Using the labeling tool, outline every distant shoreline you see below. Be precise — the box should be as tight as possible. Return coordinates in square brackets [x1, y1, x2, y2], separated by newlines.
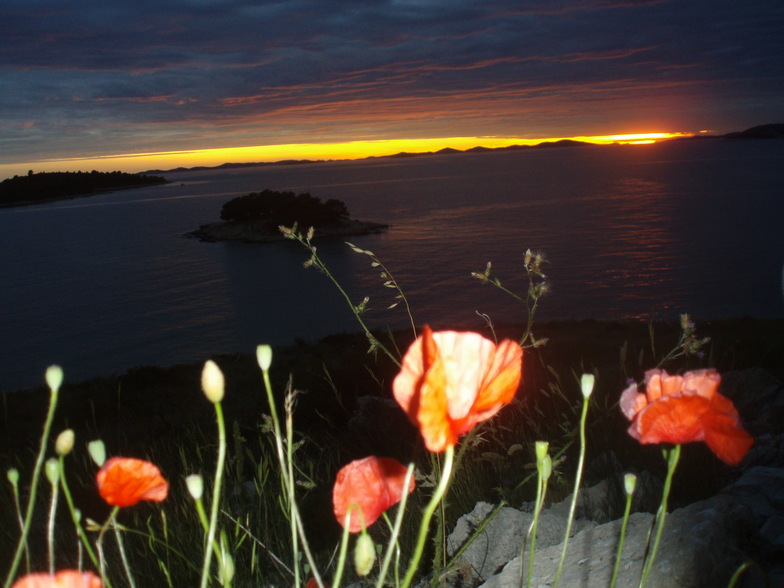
[142, 123, 784, 175]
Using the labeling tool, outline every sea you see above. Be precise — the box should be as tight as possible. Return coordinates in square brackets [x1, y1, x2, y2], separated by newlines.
[1, 139, 783, 392]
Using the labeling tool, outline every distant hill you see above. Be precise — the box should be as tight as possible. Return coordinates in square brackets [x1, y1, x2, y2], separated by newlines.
[0, 170, 167, 207]
[724, 123, 784, 140]
[144, 137, 597, 174]
[142, 122, 782, 175]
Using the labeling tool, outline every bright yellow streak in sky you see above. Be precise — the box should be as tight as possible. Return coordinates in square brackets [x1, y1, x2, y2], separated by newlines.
[0, 133, 690, 179]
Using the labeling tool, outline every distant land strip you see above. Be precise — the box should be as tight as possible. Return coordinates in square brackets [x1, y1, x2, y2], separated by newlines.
[143, 123, 783, 175]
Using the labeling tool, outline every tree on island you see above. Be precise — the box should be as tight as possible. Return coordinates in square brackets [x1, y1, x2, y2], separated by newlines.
[220, 189, 350, 227]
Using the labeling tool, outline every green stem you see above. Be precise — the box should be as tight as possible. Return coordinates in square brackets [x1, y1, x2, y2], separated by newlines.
[9, 479, 30, 576]
[47, 474, 59, 575]
[260, 363, 324, 588]
[639, 444, 681, 588]
[58, 457, 101, 572]
[291, 231, 401, 367]
[401, 445, 455, 588]
[3, 387, 60, 588]
[523, 471, 547, 588]
[200, 401, 228, 588]
[375, 464, 415, 588]
[285, 396, 299, 588]
[609, 485, 634, 588]
[553, 393, 590, 587]
[113, 520, 136, 588]
[331, 512, 353, 588]
[97, 506, 121, 584]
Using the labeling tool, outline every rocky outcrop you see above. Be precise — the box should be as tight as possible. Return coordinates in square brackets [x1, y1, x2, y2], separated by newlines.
[441, 368, 784, 587]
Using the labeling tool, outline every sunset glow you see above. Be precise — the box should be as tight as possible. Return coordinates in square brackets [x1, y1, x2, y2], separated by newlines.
[0, 133, 692, 179]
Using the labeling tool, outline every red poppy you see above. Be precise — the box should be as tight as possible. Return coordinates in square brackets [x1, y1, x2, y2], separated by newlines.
[12, 570, 102, 588]
[332, 456, 415, 533]
[620, 369, 753, 465]
[96, 457, 169, 507]
[393, 325, 523, 452]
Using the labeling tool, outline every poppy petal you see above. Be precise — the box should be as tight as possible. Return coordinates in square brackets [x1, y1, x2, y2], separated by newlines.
[622, 369, 753, 465]
[96, 457, 169, 508]
[393, 325, 522, 453]
[11, 570, 102, 588]
[332, 456, 414, 533]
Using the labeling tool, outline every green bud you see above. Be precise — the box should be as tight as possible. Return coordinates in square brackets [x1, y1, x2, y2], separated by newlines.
[88, 439, 106, 467]
[7, 468, 19, 486]
[581, 373, 595, 399]
[256, 345, 273, 372]
[45, 458, 60, 485]
[45, 365, 64, 393]
[55, 429, 75, 456]
[354, 532, 376, 577]
[541, 455, 552, 482]
[535, 440, 549, 463]
[186, 474, 204, 501]
[624, 473, 637, 496]
[201, 360, 225, 404]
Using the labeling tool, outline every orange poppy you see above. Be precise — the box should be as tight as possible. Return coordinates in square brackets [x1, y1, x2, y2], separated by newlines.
[332, 456, 415, 533]
[96, 457, 169, 507]
[393, 325, 523, 452]
[620, 369, 753, 465]
[12, 570, 102, 588]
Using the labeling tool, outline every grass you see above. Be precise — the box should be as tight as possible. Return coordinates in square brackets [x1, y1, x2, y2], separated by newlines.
[2, 315, 781, 586]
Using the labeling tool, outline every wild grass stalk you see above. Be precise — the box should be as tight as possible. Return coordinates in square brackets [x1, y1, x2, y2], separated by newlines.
[3, 366, 63, 588]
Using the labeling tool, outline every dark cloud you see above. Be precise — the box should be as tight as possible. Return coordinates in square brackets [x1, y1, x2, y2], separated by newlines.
[1, 0, 782, 165]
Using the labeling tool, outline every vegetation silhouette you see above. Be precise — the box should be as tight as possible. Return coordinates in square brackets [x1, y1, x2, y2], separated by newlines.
[220, 189, 350, 227]
[0, 170, 167, 207]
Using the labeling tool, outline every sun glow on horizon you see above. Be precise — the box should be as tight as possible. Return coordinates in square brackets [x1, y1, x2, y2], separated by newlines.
[0, 132, 692, 179]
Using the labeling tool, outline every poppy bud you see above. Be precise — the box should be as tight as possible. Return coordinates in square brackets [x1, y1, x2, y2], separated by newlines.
[201, 360, 225, 404]
[541, 454, 552, 482]
[581, 373, 595, 399]
[354, 532, 376, 577]
[88, 440, 106, 467]
[256, 345, 273, 371]
[46, 365, 64, 393]
[7, 468, 19, 486]
[45, 458, 60, 485]
[535, 440, 548, 463]
[186, 474, 204, 501]
[624, 473, 637, 496]
[56, 429, 75, 456]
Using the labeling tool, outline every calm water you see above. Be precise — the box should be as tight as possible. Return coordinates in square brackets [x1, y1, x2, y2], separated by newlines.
[1, 140, 783, 391]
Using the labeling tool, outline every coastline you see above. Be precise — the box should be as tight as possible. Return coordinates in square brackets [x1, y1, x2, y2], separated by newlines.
[184, 218, 389, 242]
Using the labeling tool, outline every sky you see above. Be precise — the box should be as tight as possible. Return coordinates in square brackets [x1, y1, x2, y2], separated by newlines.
[1, 0, 783, 177]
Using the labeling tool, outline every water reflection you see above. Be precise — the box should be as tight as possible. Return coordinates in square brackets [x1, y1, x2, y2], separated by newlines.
[580, 177, 683, 319]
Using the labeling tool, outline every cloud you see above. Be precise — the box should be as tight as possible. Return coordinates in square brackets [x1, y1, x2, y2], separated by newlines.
[0, 0, 782, 165]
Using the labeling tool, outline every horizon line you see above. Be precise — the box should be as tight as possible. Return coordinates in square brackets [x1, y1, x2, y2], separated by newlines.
[0, 132, 696, 180]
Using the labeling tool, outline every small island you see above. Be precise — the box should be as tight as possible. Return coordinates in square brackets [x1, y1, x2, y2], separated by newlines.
[186, 189, 388, 243]
[0, 170, 168, 207]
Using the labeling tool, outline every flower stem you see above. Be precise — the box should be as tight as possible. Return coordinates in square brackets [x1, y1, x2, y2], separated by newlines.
[523, 463, 548, 588]
[260, 358, 324, 587]
[376, 464, 415, 588]
[609, 480, 635, 588]
[639, 444, 681, 588]
[58, 457, 101, 572]
[401, 445, 454, 588]
[3, 384, 60, 588]
[199, 400, 227, 588]
[553, 392, 590, 587]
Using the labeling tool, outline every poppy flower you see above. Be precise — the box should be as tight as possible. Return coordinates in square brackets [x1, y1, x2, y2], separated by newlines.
[96, 457, 169, 507]
[620, 369, 753, 465]
[11, 570, 102, 588]
[392, 325, 523, 452]
[332, 456, 415, 533]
